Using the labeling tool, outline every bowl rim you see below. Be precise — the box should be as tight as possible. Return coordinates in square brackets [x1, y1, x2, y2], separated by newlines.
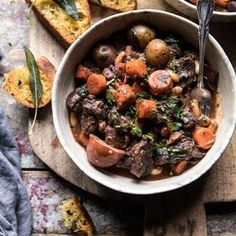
[52, 9, 236, 195]
[176, 0, 236, 16]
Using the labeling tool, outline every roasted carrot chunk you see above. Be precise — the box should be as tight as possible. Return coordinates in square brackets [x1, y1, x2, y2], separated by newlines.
[75, 65, 92, 81]
[86, 73, 106, 95]
[148, 70, 173, 95]
[193, 127, 216, 150]
[126, 59, 148, 79]
[136, 99, 157, 119]
[171, 160, 188, 175]
[114, 84, 136, 110]
[216, 0, 230, 7]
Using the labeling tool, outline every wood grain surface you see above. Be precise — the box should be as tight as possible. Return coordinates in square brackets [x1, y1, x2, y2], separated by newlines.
[28, 0, 236, 235]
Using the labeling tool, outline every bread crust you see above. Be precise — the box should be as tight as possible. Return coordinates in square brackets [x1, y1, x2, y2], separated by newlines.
[3, 57, 56, 108]
[61, 196, 94, 235]
[89, 0, 137, 12]
[26, 0, 91, 48]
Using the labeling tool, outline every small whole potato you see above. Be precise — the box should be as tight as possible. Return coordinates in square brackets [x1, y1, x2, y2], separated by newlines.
[128, 24, 156, 49]
[145, 39, 170, 68]
[93, 44, 117, 68]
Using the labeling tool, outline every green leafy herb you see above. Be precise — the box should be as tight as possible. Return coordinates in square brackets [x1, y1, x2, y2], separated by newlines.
[168, 64, 179, 73]
[144, 132, 154, 141]
[137, 91, 151, 99]
[155, 142, 192, 163]
[106, 91, 115, 106]
[167, 122, 182, 132]
[78, 84, 88, 98]
[53, 0, 80, 21]
[95, 0, 103, 5]
[131, 123, 142, 137]
[24, 46, 42, 135]
[173, 105, 185, 119]
[106, 78, 115, 86]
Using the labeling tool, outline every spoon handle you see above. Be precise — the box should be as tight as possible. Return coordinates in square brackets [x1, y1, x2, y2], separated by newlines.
[197, 0, 214, 88]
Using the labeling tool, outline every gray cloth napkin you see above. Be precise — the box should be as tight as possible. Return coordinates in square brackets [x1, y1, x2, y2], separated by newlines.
[0, 106, 32, 236]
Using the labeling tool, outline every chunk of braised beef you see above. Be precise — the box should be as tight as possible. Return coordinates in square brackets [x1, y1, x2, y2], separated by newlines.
[66, 90, 82, 112]
[80, 113, 98, 134]
[105, 126, 130, 149]
[181, 106, 196, 129]
[107, 107, 132, 132]
[169, 56, 196, 85]
[82, 95, 108, 119]
[115, 155, 132, 170]
[191, 147, 206, 159]
[176, 136, 195, 152]
[103, 67, 116, 80]
[128, 140, 153, 178]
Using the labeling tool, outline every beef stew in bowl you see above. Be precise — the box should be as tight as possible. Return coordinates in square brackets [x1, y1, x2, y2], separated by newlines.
[66, 24, 219, 179]
[52, 10, 236, 194]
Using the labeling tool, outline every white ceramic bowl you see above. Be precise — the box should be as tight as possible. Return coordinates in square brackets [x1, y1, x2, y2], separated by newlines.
[52, 10, 236, 195]
[165, 0, 236, 22]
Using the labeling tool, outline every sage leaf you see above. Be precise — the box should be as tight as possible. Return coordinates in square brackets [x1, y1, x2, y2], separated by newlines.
[96, 0, 102, 5]
[23, 46, 42, 134]
[53, 0, 80, 21]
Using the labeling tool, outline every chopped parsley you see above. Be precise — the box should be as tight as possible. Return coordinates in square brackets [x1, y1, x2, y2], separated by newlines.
[131, 123, 142, 137]
[168, 64, 179, 73]
[167, 122, 182, 132]
[77, 84, 88, 98]
[155, 142, 192, 163]
[137, 91, 152, 99]
[144, 132, 154, 141]
[106, 91, 115, 106]
[106, 78, 115, 86]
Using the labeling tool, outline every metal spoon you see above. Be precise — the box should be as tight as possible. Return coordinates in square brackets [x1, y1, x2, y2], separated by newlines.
[191, 0, 215, 117]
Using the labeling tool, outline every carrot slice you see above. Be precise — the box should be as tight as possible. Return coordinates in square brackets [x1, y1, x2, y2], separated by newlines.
[126, 59, 148, 79]
[136, 99, 157, 119]
[171, 160, 188, 175]
[215, 0, 230, 7]
[193, 127, 216, 150]
[75, 65, 92, 81]
[148, 70, 173, 95]
[86, 73, 106, 95]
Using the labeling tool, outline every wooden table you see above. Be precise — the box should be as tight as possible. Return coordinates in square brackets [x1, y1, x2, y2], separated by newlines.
[0, 0, 236, 235]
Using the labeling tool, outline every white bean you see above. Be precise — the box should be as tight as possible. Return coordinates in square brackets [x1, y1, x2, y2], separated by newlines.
[69, 112, 78, 128]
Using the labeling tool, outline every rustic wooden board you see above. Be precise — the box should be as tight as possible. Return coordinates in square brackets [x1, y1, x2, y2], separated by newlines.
[28, 0, 179, 198]
[28, 0, 236, 235]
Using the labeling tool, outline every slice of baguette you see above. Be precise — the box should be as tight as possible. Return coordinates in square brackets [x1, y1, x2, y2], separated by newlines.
[61, 196, 94, 236]
[3, 56, 55, 108]
[26, 0, 91, 48]
[89, 0, 137, 12]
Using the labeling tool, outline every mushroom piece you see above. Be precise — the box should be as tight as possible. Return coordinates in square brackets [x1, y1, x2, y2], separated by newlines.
[86, 134, 126, 168]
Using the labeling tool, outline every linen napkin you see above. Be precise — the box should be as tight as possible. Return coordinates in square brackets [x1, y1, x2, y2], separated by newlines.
[0, 106, 32, 236]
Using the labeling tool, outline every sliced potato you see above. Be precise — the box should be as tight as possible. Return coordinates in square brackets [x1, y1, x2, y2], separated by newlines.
[86, 134, 126, 168]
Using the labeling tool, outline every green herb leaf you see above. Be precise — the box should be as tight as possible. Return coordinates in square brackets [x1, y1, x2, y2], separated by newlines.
[106, 78, 115, 86]
[96, 0, 103, 5]
[106, 91, 115, 106]
[144, 132, 154, 141]
[167, 122, 182, 132]
[24, 46, 42, 135]
[131, 123, 142, 137]
[53, 0, 80, 21]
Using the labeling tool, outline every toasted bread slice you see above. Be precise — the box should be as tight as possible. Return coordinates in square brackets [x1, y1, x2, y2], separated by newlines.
[3, 56, 55, 108]
[89, 0, 137, 12]
[26, 0, 91, 48]
[61, 196, 94, 236]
